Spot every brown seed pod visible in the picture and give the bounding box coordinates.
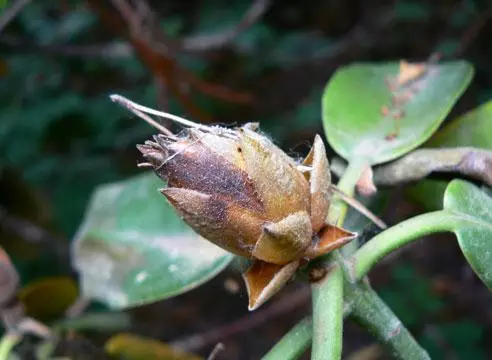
[138,124,356,310]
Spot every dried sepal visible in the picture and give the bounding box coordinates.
[243,260,299,311]
[303,134,332,232]
[304,224,357,259]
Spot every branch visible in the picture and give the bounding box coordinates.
[170,285,309,351]
[0,36,133,58]
[0,205,69,268]
[0,247,19,309]
[372,148,492,187]
[331,148,492,189]
[0,0,32,34]
[451,5,492,57]
[181,0,272,52]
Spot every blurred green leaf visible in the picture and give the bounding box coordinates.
[419,321,486,360]
[444,180,492,290]
[322,61,473,164]
[72,173,233,309]
[54,312,131,333]
[406,180,449,212]
[426,99,492,148]
[19,276,78,322]
[395,1,431,21]
[269,32,334,68]
[105,333,203,360]
[379,263,445,328]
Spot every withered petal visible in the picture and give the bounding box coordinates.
[161,187,263,258]
[243,260,299,311]
[303,135,332,233]
[239,128,310,221]
[304,224,357,259]
[252,211,312,265]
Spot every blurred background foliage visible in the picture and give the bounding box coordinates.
[0,0,491,359]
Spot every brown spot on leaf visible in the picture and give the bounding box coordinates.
[385,133,398,141]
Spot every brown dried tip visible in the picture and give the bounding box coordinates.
[136,140,168,169]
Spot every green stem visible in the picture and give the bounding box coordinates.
[328,157,368,226]
[352,210,459,280]
[0,333,20,360]
[306,158,367,360]
[311,266,344,360]
[347,283,430,360]
[262,306,353,359]
[261,317,312,360]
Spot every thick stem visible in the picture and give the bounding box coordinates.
[352,211,459,280]
[261,317,312,360]
[262,305,353,359]
[311,266,344,360]
[348,283,430,360]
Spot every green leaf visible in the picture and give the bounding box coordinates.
[322,61,473,164]
[72,173,233,309]
[426,99,492,149]
[444,180,492,290]
[405,180,449,212]
[407,99,492,211]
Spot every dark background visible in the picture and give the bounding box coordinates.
[1,0,491,359]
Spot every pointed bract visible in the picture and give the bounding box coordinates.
[243,260,299,311]
[305,224,357,258]
[304,135,332,232]
[253,211,312,265]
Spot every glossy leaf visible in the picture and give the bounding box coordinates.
[444,180,492,290]
[72,173,233,309]
[322,61,473,164]
[426,99,492,148]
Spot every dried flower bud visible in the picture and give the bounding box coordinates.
[138,124,355,310]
